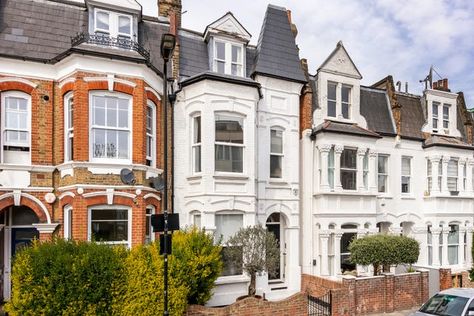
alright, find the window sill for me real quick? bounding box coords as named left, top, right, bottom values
left=213, top=173, right=249, bottom=181
left=401, top=195, right=416, bottom=200
left=314, top=191, right=377, bottom=197
left=57, top=161, right=162, bottom=178
left=186, top=174, right=202, bottom=181
left=0, top=164, right=55, bottom=172
left=215, top=274, right=249, bottom=285
left=268, top=179, right=288, bottom=185
left=377, top=194, right=393, bottom=199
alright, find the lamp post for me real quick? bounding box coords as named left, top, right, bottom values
left=160, top=32, right=176, bottom=316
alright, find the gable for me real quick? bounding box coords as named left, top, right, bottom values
left=318, top=41, right=362, bottom=79
left=204, top=12, right=251, bottom=43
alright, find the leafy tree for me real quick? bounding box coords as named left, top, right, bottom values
left=349, top=234, right=419, bottom=275
left=226, top=224, right=280, bottom=296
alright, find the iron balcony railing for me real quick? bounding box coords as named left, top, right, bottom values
left=71, top=32, right=150, bottom=62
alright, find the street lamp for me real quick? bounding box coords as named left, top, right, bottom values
left=160, top=32, right=175, bottom=316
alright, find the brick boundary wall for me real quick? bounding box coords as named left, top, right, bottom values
left=440, top=268, right=474, bottom=290
left=186, top=293, right=308, bottom=316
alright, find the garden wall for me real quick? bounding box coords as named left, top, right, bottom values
left=439, top=268, right=474, bottom=290
left=186, top=293, right=308, bottom=316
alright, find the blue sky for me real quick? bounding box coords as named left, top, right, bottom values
left=138, top=0, right=474, bottom=107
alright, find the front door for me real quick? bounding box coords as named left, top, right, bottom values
left=11, top=228, right=39, bottom=257
left=266, top=222, right=281, bottom=280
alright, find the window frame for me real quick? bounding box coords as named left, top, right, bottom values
left=215, top=212, right=244, bottom=277
left=93, top=8, right=133, bottom=39
left=192, top=113, right=202, bottom=174
left=442, top=104, right=450, bottom=130
left=89, top=91, right=132, bottom=164
left=269, top=128, right=284, bottom=179
left=447, top=158, right=458, bottom=193
left=94, top=8, right=110, bottom=35
left=214, top=112, right=245, bottom=174
left=212, top=39, right=245, bottom=77
left=447, top=224, right=459, bottom=265
left=432, top=101, right=440, bottom=132
left=63, top=205, right=73, bottom=240
left=340, top=148, right=357, bottom=191
left=341, top=84, right=352, bottom=119
left=377, top=154, right=389, bottom=193
left=401, top=156, right=411, bottom=194
left=145, top=100, right=156, bottom=167
left=145, top=205, right=155, bottom=244
left=327, top=81, right=337, bottom=118
left=87, top=205, right=131, bottom=248
left=64, top=92, right=74, bottom=162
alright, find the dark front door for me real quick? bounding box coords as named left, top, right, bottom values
left=11, top=228, right=39, bottom=257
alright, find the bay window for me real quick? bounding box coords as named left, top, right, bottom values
left=213, top=40, right=244, bottom=77
left=1, top=91, right=30, bottom=164
left=89, top=207, right=129, bottom=246
left=215, top=213, right=243, bottom=276
left=401, top=156, right=411, bottom=193
left=192, top=115, right=201, bottom=173
left=146, top=101, right=156, bottom=167
left=270, top=129, right=283, bottom=178
left=448, top=159, right=458, bottom=193
left=378, top=155, right=389, bottom=193
left=90, top=93, right=131, bottom=161
left=341, top=148, right=357, bottom=190
left=65, top=93, right=74, bottom=161
left=215, top=114, right=243, bottom=173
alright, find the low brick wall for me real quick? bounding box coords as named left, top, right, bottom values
left=186, top=293, right=308, bottom=316
left=302, top=271, right=429, bottom=316
left=440, top=268, right=474, bottom=290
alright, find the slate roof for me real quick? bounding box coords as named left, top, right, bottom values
left=178, top=32, right=209, bottom=79
left=252, top=5, right=306, bottom=83
left=0, top=0, right=167, bottom=73
left=360, top=87, right=396, bottom=135
left=311, top=120, right=381, bottom=139
left=396, top=92, right=425, bottom=140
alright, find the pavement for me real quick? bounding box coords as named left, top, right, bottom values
left=368, top=308, right=417, bottom=316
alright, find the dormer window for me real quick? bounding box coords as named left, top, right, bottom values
left=327, top=82, right=352, bottom=119
left=94, top=8, right=133, bottom=39
left=443, top=104, right=450, bottom=129
left=432, top=101, right=451, bottom=133
left=213, top=40, right=243, bottom=77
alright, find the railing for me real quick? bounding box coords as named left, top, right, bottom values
left=71, top=32, right=150, bottom=62
left=308, top=291, right=332, bottom=316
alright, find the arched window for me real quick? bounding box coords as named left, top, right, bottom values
left=145, top=206, right=155, bottom=244
left=270, top=128, right=283, bottom=178
left=63, top=205, right=73, bottom=239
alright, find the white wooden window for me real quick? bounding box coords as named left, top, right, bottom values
left=90, top=92, right=131, bottom=162
left=327, top=82, right=337, bottom=117
left=363, top=150, right=369, bottom=190
left=63, top=205, right=73, bottom=240
left=145, top=206, right=155, bottom=244
left=378, top=154, right=389, bottom=193
left=341, top=85, right=351, bottom=119
left=270, top=129, right=283, bottom=178
left=215, top=113, right=244, bottom=173
left=215, top=213, right=243, bottom=276
left=427, top=225, right=433, bottom=265
left=328, top=147, right=335, bottom=189
left=65, top=93, right=74, bottom=161
left=88, top=206, right=130, bottom=247
left=427, top=160, right=432, bottom=192
left=443, top=104, right=450, bottom=130
left=401, top=156, right=411, bottom=193
left=448, top=158, right=458, bottom=192
left=213, top=40, right=244, bottom=77
left=192, top=115, right=201, bottom=173
left=94, top=8, right=133, bottom=39
left=432, top=101, right=439, bottom=132
left=448, top=224, right=459, bottom=265
left=146, top=101, right=156, bottom=167
left=193, top=212, right=201, bottom=228
left=341, top=148, right=357, bottom=190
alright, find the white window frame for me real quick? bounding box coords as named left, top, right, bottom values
left=363, top=150, right=369, bottom=190
left=94, top=8, right=133, bottom=39
left=89, top=91, right=132, bottom=164
left=270, top=127, right=284, bottom=179
left=145, top=205, right=155, bottom=244
left=427, top=159, right=432, bottom=193
left=64, top=92, right=74, bottom=162
left=432, top=101, right=439, bottom=132
left=447, top=158, right=458, bottom=193
left=447, top=224, right=459, bottom=265
left=401, top=156, right=411, bottom=194
left=212, top=39, right=244, bottom=77
left=214, top=112, right=245, bottom=174
left=340, top=148, right=357, bottom=190
left=146, top=100, right=156, bottom=167
left=341, top=84, right=351, bottom=120
left=378, top=154, right=389, bottom=193
left=87, top=205, right=131, bottom=248
left=1, top=91, right=31, bottom=163
left=442, top=104, right=450, bottom=130
left=427, top=225, right=433, bottom=265
left=63, top=205, right=73, bottom=240
left=192, top=113, right=202, bottom=174
left=215, top=212, right=244, bottom=277
left=190, top=211, right=201, bottom=228
left=327, top=81, right=337, bottom=118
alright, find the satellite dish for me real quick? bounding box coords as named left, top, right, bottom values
left=150, top=175, right=164, bottom=192
left=120, top=168, right=136, bottom=185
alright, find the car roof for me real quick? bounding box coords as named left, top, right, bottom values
left=439, top=288, right=474, bottom=298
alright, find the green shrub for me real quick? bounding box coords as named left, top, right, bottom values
left=349, top=234, right=419, bottom=275
left=172, top=227, right=223, bottom=305
left=5, top=238, right=126, bottom=316
left=114, top=242, right=188, bottom=316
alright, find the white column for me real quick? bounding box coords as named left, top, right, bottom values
left=458, top=159, right=466, bottom=193
left=459, top=227, right=466, bottom=267
left=432, top=227, right=441, bottom=266
left=431, top=156, right=441, bottom=194
left=467, top=226, right=473, bottom=268
left=413, top=227, right=427, bottom=265
left=319, top=144, right=331, bottom=192
left=442, top=226, right=449, bottom=266
left=357, top=147, right=366, bottom=191
left=441, top=156, right=450, bottom=194
left=369, top=149, right=377, bottom=193
left=320, top=232, right=330, bottom=276
left=333, top=232, right=343, bottom=275
left=467, top=159, right=474, bottom=194
left=334, top=145, right=343, bottom=191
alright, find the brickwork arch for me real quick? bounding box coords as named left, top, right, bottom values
left=0, top=194, right=50, bottom=223
left=0, top=78, right=35, bottom=94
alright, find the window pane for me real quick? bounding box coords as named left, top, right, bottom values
left=328, top=82, right=337, bottom=101
left=270, top=155, right=282, bottom=178
left=341, top=170, right=356, bottom=190
left=217, top=61, right=225, bottom=74
left=341, top=149, right=356, bottom=169
left=118, top=99, right=128, bottom=128
left=401, top=176, right=410, bottom=193
left=194, top=116, right=201, bottom=144
left=118, top=131, right=129, bottom=159
left=11, top=206, right=38, bottom=225
left=106, top=130, right=118, bottom=158
left=342, top=85, right=351, bottom=103
left=433, top=118, right=438, bottom=129
left=96, top=11, right=109, bottom=31
left=328, top=101, right=336, bottom=117
left=378, top=156, right=387, bottom=173
left=232, top=45, right=241, bottom=63
left=92, top=221, right=128, bottom=242
left=448, top=159, right=458, bottom=191
left=93, top=129, right=106, bottom=158
left=215, top=214, right=243, bottom=243
left=92, top=209, right=128, bottom=220
left=401, top=157, right=411, bottom=175
left=216, top=42, right=225, bottom=60
left=270, top=130, right=282, bottom=153
left=342, top=102, right=349, bottom=119
left=215, top=115, right=243, bottom=144
left=193, top=146, right=201, bottom=173
left=93, top=96, right=106, bottom=126
left=106, top=99, right=118, bottom=127
left=443, top=105, right=449, bottom=119
left=6, top=112, right=18, bottom=129
left=215, top=145, right=242, bottom=172
left=432, top=102, right=439, bottom=116
left=68, top=99, right=74, bottom=129
left=231, top=64, right=242, bottom=76
left=378, top=175, right=387, bottom=192
left=118, top=16, right=131, bottom=35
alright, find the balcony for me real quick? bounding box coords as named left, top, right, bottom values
left=71, top=32, right=150, bottom=62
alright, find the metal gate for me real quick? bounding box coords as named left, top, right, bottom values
left=308, top=291, right=331, bottom=316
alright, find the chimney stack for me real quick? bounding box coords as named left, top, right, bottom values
left=158, top=0, right=182, bottom=78
left=432, top=78, right=450, bottom=92
left=286, top=10, right=298, bottom=37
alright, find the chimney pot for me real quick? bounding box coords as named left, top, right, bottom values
left=287, top=10, right=292, bottom=24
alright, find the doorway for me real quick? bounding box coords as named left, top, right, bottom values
left=266, top=212, right=286, bottom=282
